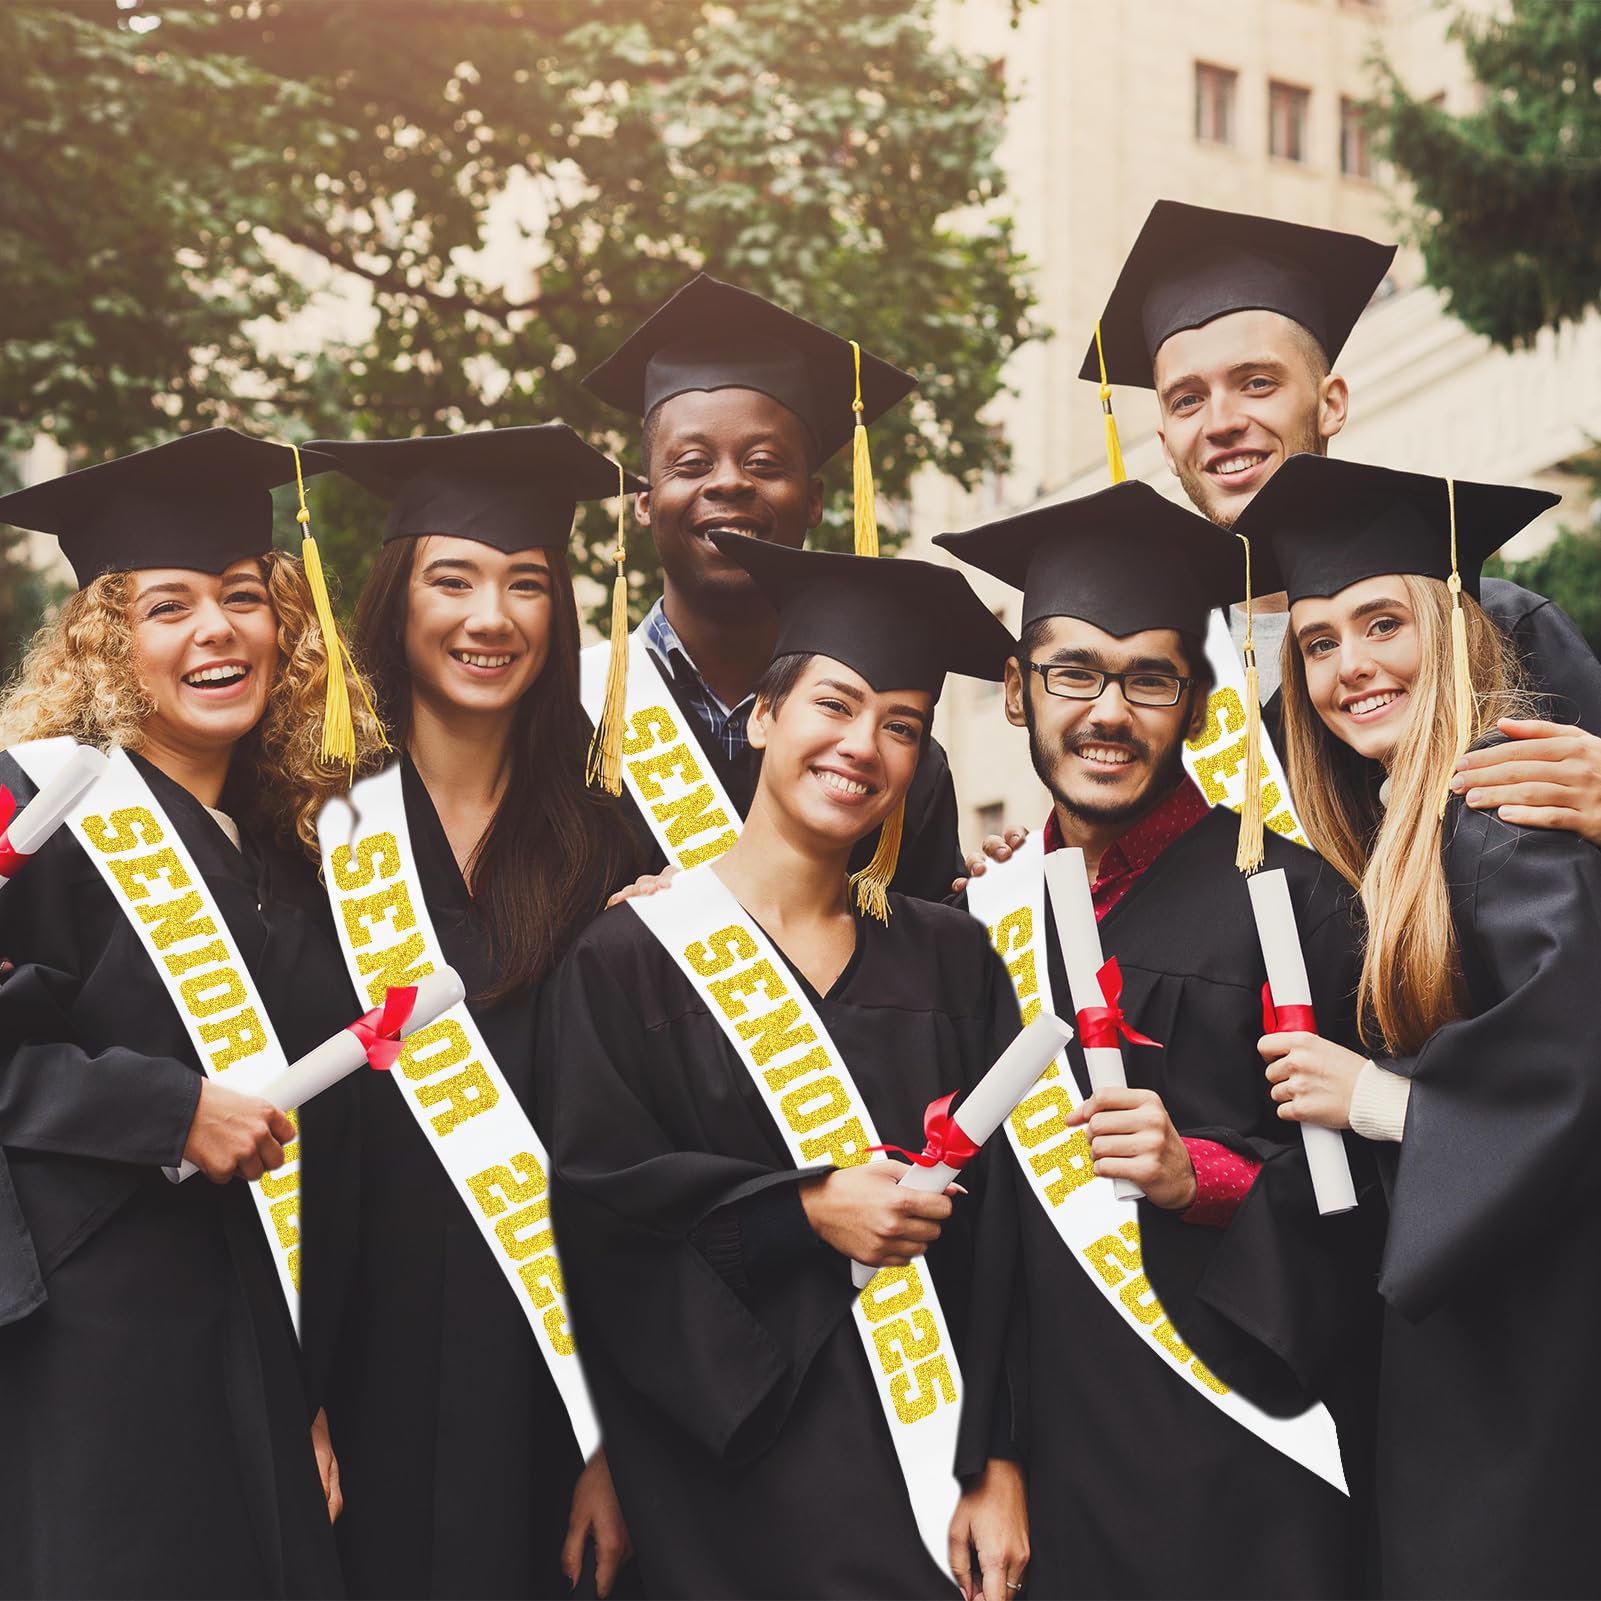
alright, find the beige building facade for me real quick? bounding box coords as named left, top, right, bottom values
left=920, top=0, right=1601, bottom=849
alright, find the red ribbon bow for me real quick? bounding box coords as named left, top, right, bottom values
left=0, top=787, right=26, bottom=879
left=1076, top=956, right=1160, bottom=1051
left=346, top=984, right=419, bottom=1071
left=1262, top=983, right=1318, bottom=1036
left=870, top=1092, right=982, bottom=1171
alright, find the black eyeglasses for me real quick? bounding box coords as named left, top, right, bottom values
left=1027, top=660, right=1195, bottom=708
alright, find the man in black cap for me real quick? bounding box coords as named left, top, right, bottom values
left=539, top=540, right=1030, bottom=1600
left=1081, top=199, right=1601, bottom=849
left=581, top=272, right=973, bottom=899
left=938, top=482, right=1371, bottom=1599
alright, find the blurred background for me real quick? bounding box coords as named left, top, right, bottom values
left=3, top=0, right=1598, bottom=839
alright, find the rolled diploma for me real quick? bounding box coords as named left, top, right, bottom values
left=1044, top=848, right=1141, bottom=1200
left=1246, top=869, right=1358, bottom=1216
left=0, top=744, right=110, bottom=880
left=166, top=967, right=467, bottom=1183
left=850, top=1011, right=1073, bottom=1289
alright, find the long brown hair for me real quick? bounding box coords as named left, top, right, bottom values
left=1280, top=573, right=1532, bottom=1053
left=352, top=537, right=639, bottom=1006
left=0, top=551, right=386, bottom=857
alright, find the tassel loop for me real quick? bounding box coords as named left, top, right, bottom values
left=586, top=461, right=631, bottom=796
left=1440, top=477, right=1473, bottom=818
left=849, top=797, right=904, bottom=923
left=849, top=339, right=879, bottom=557
left=289, top=444, right=384, bottom=776
left=1094, top=321, right=1127, bottom=485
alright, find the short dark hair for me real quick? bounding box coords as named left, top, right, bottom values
left=1016, top=616, right=1215, bottom=698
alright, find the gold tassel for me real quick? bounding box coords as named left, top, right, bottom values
left=849, top=797, right=904, bottom=923
left=1095, top=320, right=1127, bottom=485
left=289, top=444, right=384, bottom=777
left=1231, top=528, right=1265, bottom=873
left=1440, top=476, right=1473, bottom=819
left=849, top=339, right=879, bottom=557
left=586, top=462, right=630, bottom=796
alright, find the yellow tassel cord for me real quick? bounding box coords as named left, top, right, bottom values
left=849, top=797, right=904, bottom=924
left=849, top=339, right=879, bottom=557
left=1440, top=476, right=1473, bottom=819
left=1095, top=321, right=1127, bottom=485
left=1231, top=529, right=1265, bottom=874
left=586, top=462, right=631, bottom=796
left=289, top=445, right=385, bottom=776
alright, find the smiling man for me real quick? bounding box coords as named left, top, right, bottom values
left=581, top=274, right=969, bottom=899
left=937, top=481, right=1370, bottom=1599
left=1083, top=200, right=1601, bottom=846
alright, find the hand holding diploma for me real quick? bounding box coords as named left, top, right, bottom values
left=1248, top=870, right=1358, bottom=1216
left=0, top=743, right=109, bottom=888
left=167, top=967, right=466, bottom=1183
left=1045, top=848, right=1152, bottom=1200
left=847, top=1012, right=1073, bottom=1288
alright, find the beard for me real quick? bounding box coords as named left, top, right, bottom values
left=1023, top=697, right=1191, bottom=829
left=1175, top=415, right=1327, bottom=529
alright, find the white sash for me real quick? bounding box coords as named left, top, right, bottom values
left=630, top=865, right=963, bottom=1568
left=316, top=764, right=600, bottom=1456
left=1187, top=611, right=1308, bottom=846
left=8, top=739, right=303, bottom=1328
left=966, top=834, right=1346, bottom=1493
left=580, top=632, right=741, bottom=869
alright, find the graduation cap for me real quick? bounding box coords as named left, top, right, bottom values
left=0, top=427, right=377, bottom=772
left=1239, top=453, right=1558, bottom=810
left=0, top=427, right=332, bottom=588
left=1079, top=201, right=1397, bottom=391
left=934, top=481, right=1242, bottom=641
left=1233, top=454, right=1557, bottom=606
left=305, top=425, right=640, bottom=554
left=710, top=530, right=1012, bottom=920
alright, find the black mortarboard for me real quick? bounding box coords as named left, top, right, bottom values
left=1235, top=454, right=1558, bottom=606
left=583, top=273, right=916, bottom=465
left=707, top=533, right=1012, bottom=699
left=306, top=425, right=638, bottom=554
left=1080, top=202, right=1397, bottom=389
left=0, top=427, right=331, bottom=588
left=935, top=481, right=1243, bottom=640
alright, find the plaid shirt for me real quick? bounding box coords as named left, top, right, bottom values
left=641, top=597, right=757, bottom=765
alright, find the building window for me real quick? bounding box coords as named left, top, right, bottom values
left=1269, top=81, right=1311, bottom=164
left=976, top=802, right=1005, bottom=841
left=1195, top=62, right=1237, bottom=146
left=1340, top=97, right=1373, bottom=178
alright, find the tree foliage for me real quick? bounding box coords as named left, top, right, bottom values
left=1371, top=0, right=1601, bottom=348
left=1, top=0, right=1037, bottom=611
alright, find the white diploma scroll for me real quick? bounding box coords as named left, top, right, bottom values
left=849, top=1011, right=1074, bottom=1289
left=1044, top=848, right=1142, bottom=1201
left=1246, top=870, right=1358, bottom=1216
left=0, top=743, right=109, bottom=885
left=166, top=967, right=467, bottom=1183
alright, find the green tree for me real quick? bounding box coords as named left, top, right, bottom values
left=1371, top=0, right=1601, bottom=348
left=1485, top=445, right=1601, bottom=654
left=2, top=0, right=1037, bottom=614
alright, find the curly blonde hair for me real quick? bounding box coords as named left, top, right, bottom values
left=0, top=551, right=386, bottom=858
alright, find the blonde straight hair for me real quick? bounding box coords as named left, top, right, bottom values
left=1280, top=574, right=1531, bottom=1053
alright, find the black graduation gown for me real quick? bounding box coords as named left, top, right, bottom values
left=536, top=892, right=1023, bottom=1601
left=1264, top=577, right=1601, bottom=743
left=1006, top=809, right=1369, bottom=1600
left=1361, top=798, right=1601, bottom=1598
left=618, top=659, right=967, bottom=901
left=318, top=760, right=587, bottom=1600
left=0, top=751, right=350, bottom=1600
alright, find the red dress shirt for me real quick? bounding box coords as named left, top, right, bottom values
left=1042, top=778, right=1261, bottom=1224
